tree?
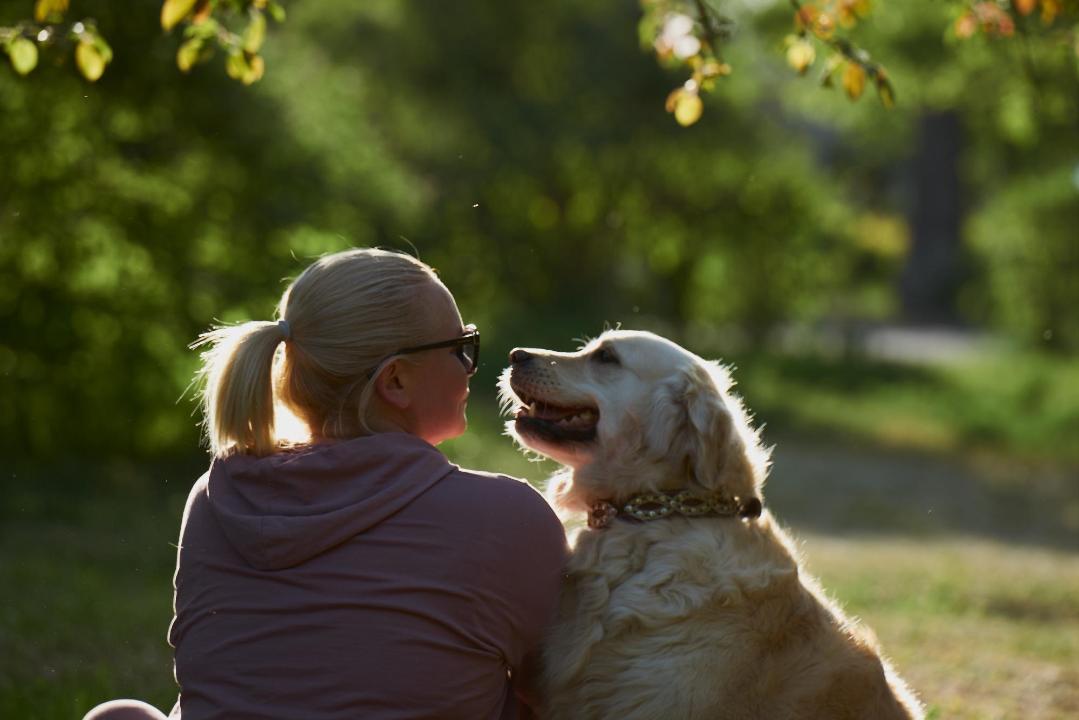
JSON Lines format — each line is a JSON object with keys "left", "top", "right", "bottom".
{"left": 2, "top": 0, "right": 1077, "bottom": 462}
{"left": 3, "top": 1, "right": 1077, "bottom": 123}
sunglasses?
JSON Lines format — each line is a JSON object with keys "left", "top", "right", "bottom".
{"left": 369, "top": 324, "right": 481, "bottom": 378}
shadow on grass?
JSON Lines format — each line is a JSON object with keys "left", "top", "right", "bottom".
{"left": 764, "top": 434, "right": 1079, "bottom": 553}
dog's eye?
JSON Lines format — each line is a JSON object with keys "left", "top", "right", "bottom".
{"left": 592, "top": 347, "right": 620, "bottom": 365}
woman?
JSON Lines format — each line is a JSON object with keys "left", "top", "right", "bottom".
{"left": 85, "top": 248, "right": 567, "bottom": 720}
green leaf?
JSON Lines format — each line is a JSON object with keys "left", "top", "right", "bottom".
{"left": 819, "top": 54, "right": 843, "bottom": 88}
{"left": 876, "top": 74, "right": 896, "bottom": 109}
{"left": 176, "top": 38, "right": 203, "bottom": 72}
{"left": 184, "top": 18, "right": 220, "bottom": 41}
{"left": 34, "top": 0, "right": 69, "bottom": 24}
{"left": 93, "top": 33, "right": 114, "bottom": 64}
{"left": 75, "top": 40, "right": 106, "bottom": 82}
{"left": 225, "top": 51, "right": 248, "bottom": 81}
{"left": 8, "top": 38, "right": 39, "bottom": 76}
{"left": 161, "top": 0, "right": 199, "bottom": 32}
{"left": 267, "top": 1, "right": 287, "bottom": 23}
{"left": 243, "top": 11, "right": 267, "bottom": 54}
{"left": 242, "top": 54, "right": 265, "bottom": 85}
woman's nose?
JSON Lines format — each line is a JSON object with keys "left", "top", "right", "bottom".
{"left": 509, "top": 348, "right": 533, "bottom": 365}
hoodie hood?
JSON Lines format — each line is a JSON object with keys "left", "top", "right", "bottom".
{"left": 205, "top": 432, "right": 457, "bottom": 570}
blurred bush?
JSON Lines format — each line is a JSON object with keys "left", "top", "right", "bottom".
{"left": 1, "top": 0, "right": 1076, "bottom": 460}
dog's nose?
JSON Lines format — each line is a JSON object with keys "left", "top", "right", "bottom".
{"left": 509, "top": 348, "right": 534, "bottom": 365}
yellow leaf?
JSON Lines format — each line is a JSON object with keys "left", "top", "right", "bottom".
{"left": 1014, "top": 0, "right": 1036, "bottom": 15}
{"left": 1041, "top": 0, "right": 1061, "bottom": 25}
{"left": 75, "top": 40, "right": 106, "bottom": 82}
{"left": 8, "top": 38, "right": 39, "bottom": 76}
{"left": 176, "top": 38, "right": 202, "bottom": 72}
{"left": 34, "top": 0, "right": 69, "bottom": 24}
{"left": 664, "top": 88, "right": 681, "bottom": 113}
{"left": 161, "top": 0, "right": 199, "bottom": 32}
{"left": 842, "top": 62, "right": 866, "bottom": 100}
{"left": 876, "top": 74, "right": 896, "bottom": 108}
{"left": 243, "top": 11, "right": 267, "bottom": 54}
{"left": 837, "top": 0, "right": 867, "bottom": 28}
{"left": 241, "top": 54, "right": 265, "bottom": 85}
{"left": 226, "top": 52, "right": 247, "bottom": 80}
{"left": 673, "top": 91, "right": 703, "bottom": 127}
{"left": 795, "top": 5, "right": 819, "bottom": 33}
{"left": 193, "top": 0, "right": 212, "bottom": 24}
{"left": 814, "top": 12, "right": 836, "bottom": 39}
{"left": 786, "top": 38, "right": 816, "bottom": 74}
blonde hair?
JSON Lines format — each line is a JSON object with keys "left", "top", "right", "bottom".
{"left": 192, "top": 248, "right": 444, "bottom": 457}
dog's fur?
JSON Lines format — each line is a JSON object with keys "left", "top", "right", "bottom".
{"left": 500, "top": 330, "right": 924, "bottom": 720}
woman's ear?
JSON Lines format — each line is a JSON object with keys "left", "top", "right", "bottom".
{"left": 680, "top": 361, "right": 763, "bottom": 501}
{"left": 373, "top": 361, "right": 411, "bottom": 410}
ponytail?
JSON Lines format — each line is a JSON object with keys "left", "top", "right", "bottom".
{"left": 191, "top": 247, "right": 444, "bottom": 458}
{"left": 191, "top": 321, "right": 288, "bottom": 457}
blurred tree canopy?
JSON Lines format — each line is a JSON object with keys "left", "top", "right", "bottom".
{"left": 5, "top": 2, "right": 1077, "bottom": 118}
{"left": 2, "top": 0, "right": 1077, "bottom": 460}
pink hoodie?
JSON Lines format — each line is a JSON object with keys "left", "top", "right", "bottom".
{"left": 168, "top": 433, "right": 567, "bottom": 719}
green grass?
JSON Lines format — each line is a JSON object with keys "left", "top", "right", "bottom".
{"left": 729, "top": 349, "right": 1079, "bottom": 465}
{"left": 1, "top": 491, "right": 185, "bottom": 717}
{"left": 801, "top": 536, "right": 1079, "bottom": 719}
{"left": 5, "top": 492, "right": 1077, "bottom": 719}
{"left": 4, "top": 349, "right": 1078, "bottom": 718}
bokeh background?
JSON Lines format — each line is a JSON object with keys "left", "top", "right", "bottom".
{"left": 2, "top": 1, "right": 1077, "bottom": 718}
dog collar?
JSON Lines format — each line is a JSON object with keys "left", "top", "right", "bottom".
{"left": 587, "top": 490, "right": 762, "bottom": 530}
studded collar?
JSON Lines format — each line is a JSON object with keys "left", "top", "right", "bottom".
{"left": 587, "top": 489, "right": 762, "bottom": 530}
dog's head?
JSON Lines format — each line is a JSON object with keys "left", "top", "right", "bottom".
{"left": 498, "top": 330, "right": 769, "bottom": 511}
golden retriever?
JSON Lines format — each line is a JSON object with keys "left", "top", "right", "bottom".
{"left": 499, "top": 330, "right": 924, "bottom": 720}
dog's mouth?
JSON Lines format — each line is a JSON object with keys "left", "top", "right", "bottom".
{"left": 511, "top": 387, "right": 599, "bottom": 444}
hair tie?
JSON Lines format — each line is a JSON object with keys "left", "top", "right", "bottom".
{"left": 277, "top": 319, "right": 291, "bottom": 340}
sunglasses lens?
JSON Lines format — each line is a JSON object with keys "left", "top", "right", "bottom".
{"left": 458, "top": 338, "right": 479, "bottom": 374}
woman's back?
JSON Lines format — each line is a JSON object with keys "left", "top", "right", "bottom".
{"left": 170, "top": 432, "right": 566, "bottom": 720}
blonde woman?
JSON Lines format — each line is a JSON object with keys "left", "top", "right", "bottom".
{"left": 84, "top": 248, "right": 567, "bottom": 720}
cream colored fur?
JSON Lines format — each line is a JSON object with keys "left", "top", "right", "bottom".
{"left": 500, "top": 330, "right": 924, "bottom": 720}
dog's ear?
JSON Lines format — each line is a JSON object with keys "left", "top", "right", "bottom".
{"left": 678, "top": 361, "right": 766, "bottom": 500}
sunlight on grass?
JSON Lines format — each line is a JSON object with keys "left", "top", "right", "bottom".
{"left": 735, "top": 349, "right": 1079, "bottom": 465}
{"left": 800, "top": 535, "right": 1079, "bottom": 719}
{"left": 4, "top": 393, "right": 1076, "bottom": 719}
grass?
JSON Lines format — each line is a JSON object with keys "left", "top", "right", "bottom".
{"left": 1, "top": 488, "right": 185, "bottom": 718}
{"left": 801, "top": 536, "right": 1079, "bottom": 719}
{"left": 4, "top": 490, "right": 1077, "bottom": 719}
{"left": 729, "top": 348, "right": 1079, "bottom": 466}
{"left": 4, "top": 348, "right": 1077, "bottom": 718}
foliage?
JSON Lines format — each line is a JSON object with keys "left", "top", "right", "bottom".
{"left": 0, "top": 0, "right": 283, "bottom": 83}
{"left": 733, "top": 349, "right": 1079, "bottom": 464}
{"left": 1, "top": 0, "right": 1077, "bottom": 462}
{"left": 0, "top": 3, "right": 113, "bottom": 82}
{"left": 641, "top": 0, "right": 1079, "bottom": 124}
{"left": 641, "top": 0, "right": 894, "bottom": 125}
{"left": 3, "top": 2, "right": 1078, "bottom": 123}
